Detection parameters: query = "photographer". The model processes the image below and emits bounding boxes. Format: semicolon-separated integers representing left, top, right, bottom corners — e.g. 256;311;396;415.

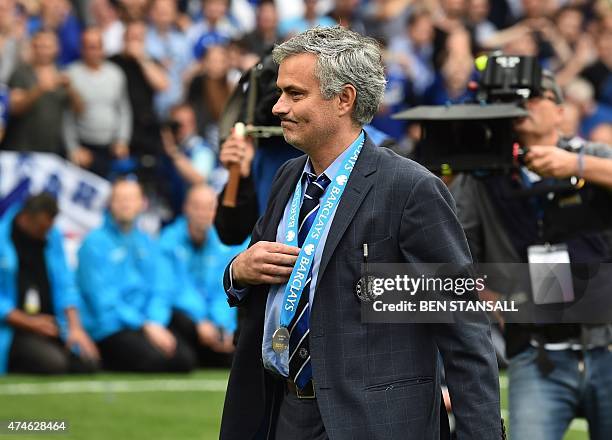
451;71;612;439
161;103;216;215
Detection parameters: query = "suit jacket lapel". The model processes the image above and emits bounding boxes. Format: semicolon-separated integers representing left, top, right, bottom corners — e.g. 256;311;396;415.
315;137;379;291
261;155;308;242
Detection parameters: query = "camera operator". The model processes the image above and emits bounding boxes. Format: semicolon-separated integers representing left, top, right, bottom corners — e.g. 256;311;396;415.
451;70;612;440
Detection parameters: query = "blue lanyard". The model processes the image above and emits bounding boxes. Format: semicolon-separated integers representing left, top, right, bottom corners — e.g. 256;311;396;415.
279;133;364;328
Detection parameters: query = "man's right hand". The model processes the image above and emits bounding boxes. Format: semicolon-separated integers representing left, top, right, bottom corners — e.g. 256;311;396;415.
219;131;255;177
70;147;94;168
36;67;60;93
29;314;60;338
143;322;177;358
6;310;59;338
232;241;300;286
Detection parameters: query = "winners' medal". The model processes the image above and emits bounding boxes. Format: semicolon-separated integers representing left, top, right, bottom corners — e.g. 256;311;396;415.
272;327;290;353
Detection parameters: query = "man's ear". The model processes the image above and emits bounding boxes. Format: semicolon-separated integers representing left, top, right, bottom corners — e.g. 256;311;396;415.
337;84;357;118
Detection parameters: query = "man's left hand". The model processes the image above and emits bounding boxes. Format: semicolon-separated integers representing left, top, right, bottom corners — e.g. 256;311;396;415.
525;145;578;178
66;327;100;360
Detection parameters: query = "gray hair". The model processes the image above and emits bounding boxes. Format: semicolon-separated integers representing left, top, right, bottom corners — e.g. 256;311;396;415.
272;26;386;126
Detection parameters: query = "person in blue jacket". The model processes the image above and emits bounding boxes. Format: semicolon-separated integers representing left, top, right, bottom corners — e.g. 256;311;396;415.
160;184;247;367
77;178;195;372
0;193;99;374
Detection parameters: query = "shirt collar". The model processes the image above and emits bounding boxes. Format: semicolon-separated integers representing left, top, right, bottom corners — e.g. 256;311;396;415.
302;130;365;182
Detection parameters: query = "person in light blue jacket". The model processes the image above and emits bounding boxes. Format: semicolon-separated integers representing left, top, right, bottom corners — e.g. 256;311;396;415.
0;193;99;375
77;178;195;372
160;185;247;366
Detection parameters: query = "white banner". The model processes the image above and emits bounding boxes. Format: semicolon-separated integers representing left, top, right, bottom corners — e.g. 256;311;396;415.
0;152;112;264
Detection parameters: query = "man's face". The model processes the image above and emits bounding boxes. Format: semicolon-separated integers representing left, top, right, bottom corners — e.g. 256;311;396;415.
203;45;228;78
81;30;104;65
124;22;146;56
409;15;433;47
442;0;466;18
125;21;146;45
335;0;358;14
170;106;196;142
21;212;55;241
119;0;148;20
32;32;59;65
272;53;338;153
257;3;277;33
150;0;176;29
468;0;489;23
556;10;582;44
514;90;563;140
522;0;544;18
0;0;15;26
185;187;217;233
91;0;114;24
304;0;317;15
110;181;144;225
203;0;227;22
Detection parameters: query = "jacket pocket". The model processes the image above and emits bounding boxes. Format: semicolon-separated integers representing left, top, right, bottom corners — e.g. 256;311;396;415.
364;376;433;392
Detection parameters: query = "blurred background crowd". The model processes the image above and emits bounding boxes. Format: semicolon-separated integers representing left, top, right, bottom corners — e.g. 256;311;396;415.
0;0;611;220
1;0;612;381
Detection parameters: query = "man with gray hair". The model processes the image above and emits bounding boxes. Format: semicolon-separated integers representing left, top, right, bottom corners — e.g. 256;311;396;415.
220;26;501;439
563;77;612;141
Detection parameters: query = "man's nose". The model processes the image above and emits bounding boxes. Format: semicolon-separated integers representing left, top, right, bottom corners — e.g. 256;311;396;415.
272;94;289;117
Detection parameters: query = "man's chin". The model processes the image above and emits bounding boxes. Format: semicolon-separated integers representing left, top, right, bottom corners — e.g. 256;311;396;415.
513;120;531;134
282;132;304;150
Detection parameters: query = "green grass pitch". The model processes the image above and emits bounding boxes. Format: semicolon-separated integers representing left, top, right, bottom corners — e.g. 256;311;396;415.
0;371;587;439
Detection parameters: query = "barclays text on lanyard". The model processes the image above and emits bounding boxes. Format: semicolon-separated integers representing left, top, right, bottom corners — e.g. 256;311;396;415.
272;133;365;352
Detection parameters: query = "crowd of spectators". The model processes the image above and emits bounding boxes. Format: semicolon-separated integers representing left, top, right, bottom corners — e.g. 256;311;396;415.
0;0;610;205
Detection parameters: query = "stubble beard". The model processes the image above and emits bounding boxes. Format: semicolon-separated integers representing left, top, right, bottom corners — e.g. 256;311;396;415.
281;125;308;153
